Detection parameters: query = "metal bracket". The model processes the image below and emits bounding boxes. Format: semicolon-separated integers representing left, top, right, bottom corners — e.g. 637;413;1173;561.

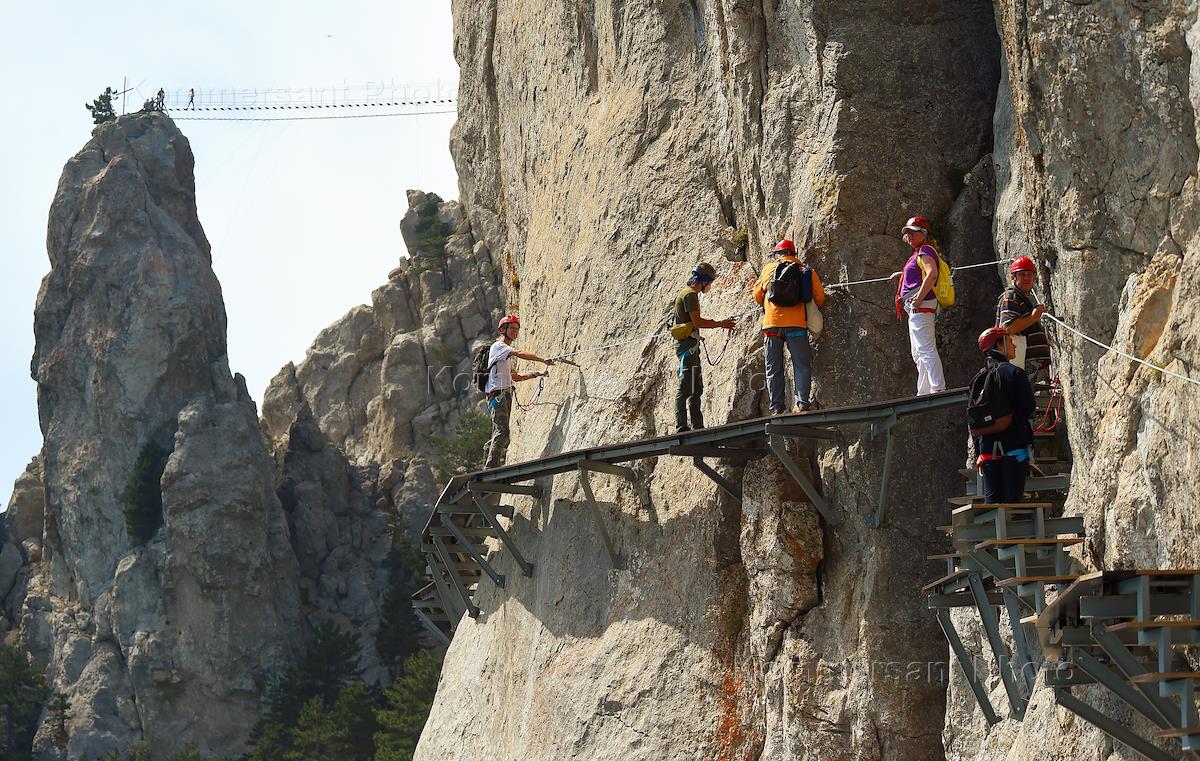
763;423;839;440
576;466;619;567
412;609;452;648
692;458;742;501
1054;689;1176;761
577;459;638;482
969;573;1026;718
468;481;543;499
865;412;898;529
936;608;1000;725
1002;587;1039;696
668;445;770;461
1090;624;1180;730
425;551;462;626
767;434;837;524
431;534;480;619
441;518;505;588
470;494;533;577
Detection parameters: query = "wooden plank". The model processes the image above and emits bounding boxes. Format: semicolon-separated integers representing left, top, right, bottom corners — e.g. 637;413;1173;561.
1130;672;1200;683
975;537;1083;549
922;570;968;593
1107;619;1200;632
1155;728;1200;738
995;575;1080;586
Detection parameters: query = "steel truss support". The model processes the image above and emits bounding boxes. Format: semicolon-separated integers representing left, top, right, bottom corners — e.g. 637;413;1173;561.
442;518;505;588
1002;587;1039;696
692;458;742;501
936;609;1000;725
1090;625;1180;730
576;464;619;567
467;481;543;498
413;609;452;648
471;494;534;577
431;534;480;619
767;434;836;524
969;573;1026;718
426;551;461;626
1071;650;1172;731
865;413;899;528
1054;689;1176;761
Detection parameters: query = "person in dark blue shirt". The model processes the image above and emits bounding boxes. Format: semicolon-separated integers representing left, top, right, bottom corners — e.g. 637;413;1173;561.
971;327;1036;503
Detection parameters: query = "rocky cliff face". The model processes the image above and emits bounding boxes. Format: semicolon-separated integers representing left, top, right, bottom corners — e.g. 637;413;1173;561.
944;3;1200;760
422;1;1002;759
5;112;301;759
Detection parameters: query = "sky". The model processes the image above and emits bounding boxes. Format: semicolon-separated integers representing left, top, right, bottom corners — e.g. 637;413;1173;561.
0;3;460;504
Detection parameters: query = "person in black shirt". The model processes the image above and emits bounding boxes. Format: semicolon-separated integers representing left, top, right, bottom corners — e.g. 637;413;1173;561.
971;327;1036;503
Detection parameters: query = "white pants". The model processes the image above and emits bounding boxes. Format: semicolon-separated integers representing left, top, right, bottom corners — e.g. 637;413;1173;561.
906;308;946;396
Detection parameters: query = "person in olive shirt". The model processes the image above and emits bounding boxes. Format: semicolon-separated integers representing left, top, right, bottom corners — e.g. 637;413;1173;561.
673;262;735;433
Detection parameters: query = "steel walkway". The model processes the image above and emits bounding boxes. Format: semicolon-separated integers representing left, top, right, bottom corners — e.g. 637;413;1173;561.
411;388;969;646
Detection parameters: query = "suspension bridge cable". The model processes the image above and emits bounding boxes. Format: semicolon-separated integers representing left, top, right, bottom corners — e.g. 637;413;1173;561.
1043;312;1200;387
173;109;457;123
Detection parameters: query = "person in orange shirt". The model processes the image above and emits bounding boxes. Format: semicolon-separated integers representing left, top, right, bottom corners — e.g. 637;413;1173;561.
753;240;826;413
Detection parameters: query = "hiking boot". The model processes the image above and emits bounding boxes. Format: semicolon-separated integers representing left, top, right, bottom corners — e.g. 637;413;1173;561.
676;425;691;435
769;408;786;416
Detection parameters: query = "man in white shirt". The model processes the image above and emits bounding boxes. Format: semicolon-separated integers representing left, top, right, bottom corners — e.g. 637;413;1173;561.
484;315;555;468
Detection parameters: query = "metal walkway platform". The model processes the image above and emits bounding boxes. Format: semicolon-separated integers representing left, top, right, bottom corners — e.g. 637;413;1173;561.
412;388;969;645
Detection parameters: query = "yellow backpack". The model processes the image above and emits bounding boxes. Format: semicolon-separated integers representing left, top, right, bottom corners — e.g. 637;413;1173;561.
917;245;955;309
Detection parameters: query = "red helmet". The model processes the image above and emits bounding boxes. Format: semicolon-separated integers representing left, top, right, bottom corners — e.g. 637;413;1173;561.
497;315;520;332
1010;256;1036;274
902;216;931;233
772;239;796;255
978;326;1009;352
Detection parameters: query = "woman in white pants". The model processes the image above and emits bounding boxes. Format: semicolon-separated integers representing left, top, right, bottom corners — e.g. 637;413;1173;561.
891;215;946;395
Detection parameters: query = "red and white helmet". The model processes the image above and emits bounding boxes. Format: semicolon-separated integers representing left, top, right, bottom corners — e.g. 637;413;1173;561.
497;315;521;332
978;326;1009;352
902;216;931;233
1010;256;1036;274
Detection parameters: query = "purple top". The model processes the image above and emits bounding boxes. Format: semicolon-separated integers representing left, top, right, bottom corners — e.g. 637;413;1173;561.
901;245;938;302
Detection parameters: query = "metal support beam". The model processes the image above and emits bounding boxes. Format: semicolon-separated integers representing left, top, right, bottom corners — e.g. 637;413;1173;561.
431;534;480;619
969;573;1025;718
866;414;899;529
578;459;638;483
763;423;839;440
426;551;461;627
442;518;505;588
668;445;769;460
1054;690;1176;761
468;481;543;498
577;467;619;566
1071;650;1172;731
936;609;1000;725
1091;624;1179;730
413;609;452;648
767;434;837;524
966;549;1015;583
471;494;533;577
692;458;742;501
1002;587;1038;696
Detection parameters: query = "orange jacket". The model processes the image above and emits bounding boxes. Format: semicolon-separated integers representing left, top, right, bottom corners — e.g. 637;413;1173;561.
753;256;826;329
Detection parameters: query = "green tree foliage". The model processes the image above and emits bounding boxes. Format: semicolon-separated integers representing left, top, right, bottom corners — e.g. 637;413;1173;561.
0;646;50;761
251;621;363;760
284;683;379;761
376;536;426;674
86;87;118;125
428;410;490;482
410;194;454;276
123;441;170;545
373;651;442;761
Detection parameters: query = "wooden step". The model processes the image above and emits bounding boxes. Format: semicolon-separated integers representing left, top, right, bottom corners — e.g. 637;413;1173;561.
1020;614;1039;625
1107;619;1200;632
995;575;1080;587
948;495;984;506
922;570;969;593
1155;727;1200;738
1130;672;1200;684
975;537;1084;550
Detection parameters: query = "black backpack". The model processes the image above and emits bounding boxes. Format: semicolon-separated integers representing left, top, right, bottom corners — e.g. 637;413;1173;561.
967;365;1012;434
766;261;812;307
472;345;493;393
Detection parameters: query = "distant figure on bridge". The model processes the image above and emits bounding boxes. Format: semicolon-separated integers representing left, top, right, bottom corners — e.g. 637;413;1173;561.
670;262;736;434
891;215;946;396
156;88;166;111
482;316;555;469
969;327;1035;503
186;88;195;110
997;256;1050;375
754;239;826;413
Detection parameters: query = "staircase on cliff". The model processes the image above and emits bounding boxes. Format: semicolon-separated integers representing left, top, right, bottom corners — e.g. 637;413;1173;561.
925;381;1200;760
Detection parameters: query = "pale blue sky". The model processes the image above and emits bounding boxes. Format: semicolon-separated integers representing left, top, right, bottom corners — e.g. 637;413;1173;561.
0;3;460;502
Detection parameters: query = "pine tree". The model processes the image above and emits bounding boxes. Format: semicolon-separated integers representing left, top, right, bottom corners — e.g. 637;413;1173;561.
376;535;427;674
123;441;170;545
373;651;442;761
0;645;50;761
85;87;118;125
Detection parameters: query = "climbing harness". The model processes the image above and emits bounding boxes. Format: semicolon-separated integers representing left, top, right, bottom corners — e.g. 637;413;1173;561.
1034;375;1063;433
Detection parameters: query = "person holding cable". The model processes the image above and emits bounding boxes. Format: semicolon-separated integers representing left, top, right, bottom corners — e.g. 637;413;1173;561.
891;215;946;396
670;262;736;433
483;315;555;469
997;256;1051;375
